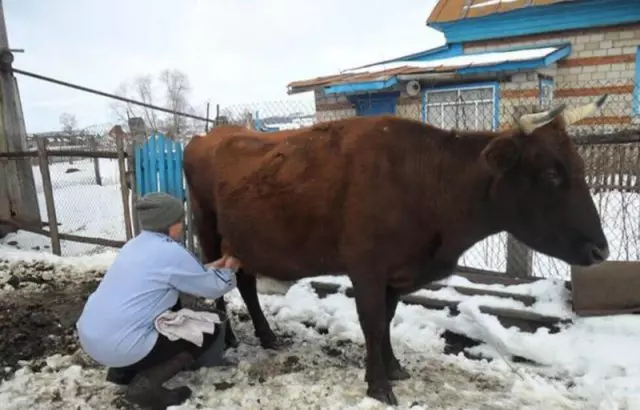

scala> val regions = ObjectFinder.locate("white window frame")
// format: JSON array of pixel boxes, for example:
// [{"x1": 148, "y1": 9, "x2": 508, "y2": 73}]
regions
[
  {"x1": 423, "y1": 84, "x2": 498, "y2": 131},
  {"x1": 539, "y1": 77, "x2": 555, "y2": 110}
]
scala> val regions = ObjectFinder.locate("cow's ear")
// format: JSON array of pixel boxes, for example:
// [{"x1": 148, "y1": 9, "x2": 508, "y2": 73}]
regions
[{"x1": 481, "y1": 136, "x2": 519, "y2": 174}]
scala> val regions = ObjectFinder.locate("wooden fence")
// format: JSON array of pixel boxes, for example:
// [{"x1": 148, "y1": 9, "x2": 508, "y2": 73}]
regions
[{"x1": 0, "y1": 132, "x2": 133, "y2": 255}]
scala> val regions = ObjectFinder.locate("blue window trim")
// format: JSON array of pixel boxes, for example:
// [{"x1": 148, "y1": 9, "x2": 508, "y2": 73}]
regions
[
  {"x1": 634, "y1": 47, "x2": 640, "y2": 116},
  {"x1": 428, "y1": 0, "x2": 640, "y2": 44},
  {"x1": 539, "y1": 77, "x2": 555, "y2": 108},
  {"x1": 421, "y1": 81, "x2": 500, "y2": 131}
]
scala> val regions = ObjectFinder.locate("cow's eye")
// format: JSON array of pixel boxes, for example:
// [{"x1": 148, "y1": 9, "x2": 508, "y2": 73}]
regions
[{"x1": 542, "y1": 168, "x2": 562, "y2": 187}]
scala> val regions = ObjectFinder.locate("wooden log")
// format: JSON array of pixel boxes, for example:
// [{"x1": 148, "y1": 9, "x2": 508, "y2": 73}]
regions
[
  {"x1": 308, "y1": 281, "x2": 568, "y2": 333},
  {"x1": 0, "y1": 149, "x2": 127, "y2": 159},
  {"x1": 35, "y1": 138, "x2": 61, "y2": 256},
  {"x1": 116, "y1": 133, "x2": 132, "y2": 241},
  {"x1": 0, "y1": 217, "x2": 125, "y2": 248},
  {"x1": 88, "y1": 136, "x2": 102, "y2": 186}
]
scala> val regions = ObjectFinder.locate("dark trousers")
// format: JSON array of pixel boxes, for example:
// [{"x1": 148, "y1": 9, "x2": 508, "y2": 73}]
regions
[{"x1": 109, "y1": 298, "x2": 218, "y2": 382}]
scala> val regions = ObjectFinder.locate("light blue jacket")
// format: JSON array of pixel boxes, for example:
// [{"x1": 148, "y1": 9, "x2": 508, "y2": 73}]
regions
[{"x1": 76, "y1": 230, "x2": 236, "y2": 367}]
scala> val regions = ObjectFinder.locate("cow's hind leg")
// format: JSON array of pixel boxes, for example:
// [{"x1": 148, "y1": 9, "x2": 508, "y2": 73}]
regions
[
  {"x1": 352, "y1": 279, "x2": 398, "y2": 405},
  {"x1": 235, "y1": 270, "x2": 281, "y2": 349},
  {"x1": 384, "y1": 289, "x2": 409, "y2": 381},
  {"x1": 191, "y1": 202, "x2": 239, "y2": 349}
]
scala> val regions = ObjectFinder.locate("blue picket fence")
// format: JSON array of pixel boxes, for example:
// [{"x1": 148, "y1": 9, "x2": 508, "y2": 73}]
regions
[
  {"x1": 134, "y1": 132, "x2": 185, "y2": 201},
  {"x1": 133, "y1": 119, "x2": 282, "y2": 202}
]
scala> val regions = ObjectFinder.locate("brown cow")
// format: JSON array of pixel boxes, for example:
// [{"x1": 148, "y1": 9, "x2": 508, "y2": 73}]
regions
[{"x1": 183, "y1": 95, "x2": 610, "y2": 405}]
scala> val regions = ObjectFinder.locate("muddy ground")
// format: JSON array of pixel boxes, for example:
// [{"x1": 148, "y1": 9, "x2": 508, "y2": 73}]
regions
[
  {"x1": 0, "y1": 260, "x2": 101, "y2": 380},
  {"x1": 0, "y1": 258, "x2": 534, "y2": 410}
]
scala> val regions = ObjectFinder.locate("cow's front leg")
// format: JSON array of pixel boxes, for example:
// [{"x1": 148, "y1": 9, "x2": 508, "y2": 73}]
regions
[
  {"x1": 352, "y1": 279, "x2": 398, "y2": 405},
  {"x1": 384, "y1": 289, "x2": 409, "y2": 381}
]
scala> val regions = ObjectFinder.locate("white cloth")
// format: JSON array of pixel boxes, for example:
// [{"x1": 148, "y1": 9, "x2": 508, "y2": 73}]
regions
[{"x1": 154, "y1": 308, "x2": 221, "y2": 347}]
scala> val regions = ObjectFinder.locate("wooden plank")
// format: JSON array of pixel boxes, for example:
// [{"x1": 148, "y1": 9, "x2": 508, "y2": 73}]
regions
[
  {"x1": 35, "y1": 138, "x2": 61, "y2": 255},
  {"x1": 0, "y1": 217, "x2": 126, "y2": 248},
  {"x1": 422, "y1": 282, "x2": 536, "y2": 306},
  {"x1": 454, "y1": 271, "x2": 544, "y2": 286},
  {"x1": 88, "y1": 136, "x2": 102, "y2": 186},
  {"x1": 506, "y1": 235, "x2": 532, "y2": 277},
  {"x1": 116, "y1": 133, "x2": 133, "y2": 241},
  {"x1": 0, "y1": 7, "x2": 40, "y2": 227},
  {"x1": 127, "y1": 141, "x2": 141, "y2": 236},
  {"x1": 0, "y1": 149, "x2": 127, "y2": 159},
  {"x1": 308, "y1": 281, "x2": 567, "y2": 333}
]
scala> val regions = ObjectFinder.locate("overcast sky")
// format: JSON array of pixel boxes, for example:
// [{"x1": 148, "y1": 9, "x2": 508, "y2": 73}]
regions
[{"x1": 6, "y1": 0, "x2": 445, "y2": 133}]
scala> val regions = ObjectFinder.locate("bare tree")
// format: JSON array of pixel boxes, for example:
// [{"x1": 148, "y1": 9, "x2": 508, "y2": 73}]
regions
[
  {"x1": 110, "y1": 69, "x2": 196, "y2": 139},
  {"x1": 159, "y1": 69, "x2": 192, "y2": 138},
  {"x1": 109, "y1": 83, "x2": 137, "y2": 128},
  {"x1": 59, "y1": 112, "x2": 77, "y2": 134}
]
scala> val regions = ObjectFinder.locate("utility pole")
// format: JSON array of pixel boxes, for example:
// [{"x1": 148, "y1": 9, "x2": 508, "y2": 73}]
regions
[{"x1": 0, "y1": 0, "x2": 41, "y2": 235}]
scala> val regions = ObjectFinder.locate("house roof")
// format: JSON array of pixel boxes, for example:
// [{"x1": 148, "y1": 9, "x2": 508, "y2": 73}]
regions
[
  {"x1": 287, "y1": 44, "x2": 571, "y2": 95},
  {"x1": 427, "y1": 0, "x2": 578, "y2": 24}
]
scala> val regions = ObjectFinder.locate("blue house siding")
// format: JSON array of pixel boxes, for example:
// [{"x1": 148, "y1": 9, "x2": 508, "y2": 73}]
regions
[
  {"x1": 350, "y1": 92, "x2": 399, "y2": 116},
  {"x1": 429, "y1": 0, "x2": 640, "y2": 44}
]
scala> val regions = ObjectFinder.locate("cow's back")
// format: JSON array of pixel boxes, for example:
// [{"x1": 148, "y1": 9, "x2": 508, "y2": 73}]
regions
[{"x1": 210, "y1": 123, "x2": 354, "y2": 277}]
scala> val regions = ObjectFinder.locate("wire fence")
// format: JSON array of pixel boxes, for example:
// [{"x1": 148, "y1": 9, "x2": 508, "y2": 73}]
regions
[
  {"x1": 2, "y1": 77, "x2": 638, "y2": 279},
  {"x1": 214, "y1": 79, "x2": 640, "y2": 281},
  {"x1": 0, "y1": 133, "x2": 132, "y2": 256}
]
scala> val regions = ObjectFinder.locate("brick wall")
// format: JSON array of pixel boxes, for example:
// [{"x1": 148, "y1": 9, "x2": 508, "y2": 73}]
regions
[
  {"x1": 314, "y1": 92, "x2": 355, "y2": 122},
  {"x1": 465, "y1": 23, "x2": 640, "y2": 133}
]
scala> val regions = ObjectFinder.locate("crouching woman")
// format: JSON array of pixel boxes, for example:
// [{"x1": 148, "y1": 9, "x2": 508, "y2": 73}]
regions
[{"x1": 76, "y1": 192, "x2": 241, "y2": 409}]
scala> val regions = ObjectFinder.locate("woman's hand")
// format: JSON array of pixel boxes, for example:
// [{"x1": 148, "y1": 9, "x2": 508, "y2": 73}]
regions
[{"x1": 206, "y1": 255, "x2": 241, "y2": 270}]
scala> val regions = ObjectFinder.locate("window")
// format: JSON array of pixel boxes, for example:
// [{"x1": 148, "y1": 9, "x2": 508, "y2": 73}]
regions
[
  {"x1": 539, "y1": 77, "x2": 555, "y2": 110},
  {"x1": 424, "y1": 86, "x2": 496, "y2": 131}
]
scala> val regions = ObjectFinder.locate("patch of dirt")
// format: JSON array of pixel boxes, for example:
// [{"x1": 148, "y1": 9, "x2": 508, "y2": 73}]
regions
[{"x1": 0, "y1": 259, "x2": 100, "y2": 380}]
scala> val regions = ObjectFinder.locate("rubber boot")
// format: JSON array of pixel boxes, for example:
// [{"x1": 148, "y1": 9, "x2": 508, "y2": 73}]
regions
[
  {"x1": 188, "y1": 323, "x2": 234, "y2": 370},
  {"x1": 125, "y1": 351, "x2": 195, "y2": 409},
  {"x1": 106, "y1": 367, "x2": 137, "y2": 385}
]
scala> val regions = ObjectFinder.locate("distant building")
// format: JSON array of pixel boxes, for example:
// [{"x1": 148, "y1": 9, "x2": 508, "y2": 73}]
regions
[{"x1": 287, "y1": 0, "x2": 640, "y2": 135}]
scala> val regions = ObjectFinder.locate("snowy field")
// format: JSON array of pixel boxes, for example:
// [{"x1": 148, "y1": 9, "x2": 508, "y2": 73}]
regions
[{"x1": 1, "y1": 158, "x2": 640, "y2": 409}]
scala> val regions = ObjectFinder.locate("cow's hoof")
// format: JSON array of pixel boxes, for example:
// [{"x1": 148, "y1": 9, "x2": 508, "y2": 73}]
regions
[
  {"x1": 367, "y1": 385, "x2": 398, "y2": 406},
  {"x1": 260, "y1": 335, "x2": 285, "y2": 350},
  {"x1": 387, "y1": 363, "x2": 410, "y2": 381}
]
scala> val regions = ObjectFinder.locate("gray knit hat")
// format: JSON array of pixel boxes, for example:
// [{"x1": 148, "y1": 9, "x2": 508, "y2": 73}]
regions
[{"x1": 135, "y1": 192, "x2": 184, "y2": 232}]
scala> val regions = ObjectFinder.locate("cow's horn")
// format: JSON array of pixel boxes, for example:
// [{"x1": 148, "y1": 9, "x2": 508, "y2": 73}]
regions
[
  {"x1": 517, "y1": 103, "x2": 567, "y2": 135},
  {"x1": 561, "y1": 94, "x2": 609, "y2": 126}
]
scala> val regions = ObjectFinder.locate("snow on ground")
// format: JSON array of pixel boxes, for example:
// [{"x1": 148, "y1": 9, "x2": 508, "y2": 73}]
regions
[{"x1": 1, "y1": 251, "x2": 640, "y2": 409}]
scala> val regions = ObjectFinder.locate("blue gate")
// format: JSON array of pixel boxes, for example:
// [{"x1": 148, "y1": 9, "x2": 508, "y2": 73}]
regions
[{"x1": 134, "y1": 132, "x2": 185, "y2": 201}]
